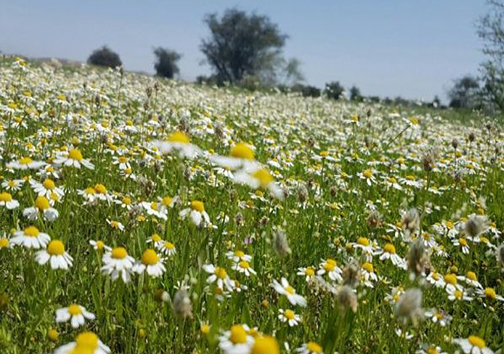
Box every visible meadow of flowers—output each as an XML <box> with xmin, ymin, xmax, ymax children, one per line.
<box><xmin>0</xmin><ymin>57</ymin><xmax>503</xmax><ymax>353</ymax></box>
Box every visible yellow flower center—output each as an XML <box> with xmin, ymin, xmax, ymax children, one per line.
<box><xmin>201</xmin><ymin>324</ymin><xmax>210</xmax><ymax>335</ymax></box>
<box><xmin>252</xmin><ymin>168</ymin><xmax>274</xmax><ymax>186</ymax></box>
<box><xmin>229</xmin><ymin>325</ymin><xmax>247</xmax><ymax>344</ymax></box>
<box><xmin>111</xmin><ymin>247</ymin><xmax>127</xmax><ymax>259</ymax></box>
<box><xmin>454</xmin><ymin>290</ymin><xmax>463</xmax><ymax>299</ymax></box>
<box><xmin>357</xmin><ymin>237</ymin><xmax>369</xmax><ymax>246</ymax></box>
<box><xmin>141</xmin><ymin>249</ymin><xmax>160</xmax><ymax>266</ymax></box>
<box><xmin>19</xmin><ymin>157</ymin><xmax>33</xmax><ymax>165</ymax></box>
<box><xmin>122</xmin><ymin>197</ymin><xmax>132</xmax><ymax>205</ymax></box>
<box><xmin>126</xmin><ymin>119</ymin><xmax>133</xmax><ymax>126</ymax></box>
<box><xmin>151</xmin><ymin>234</ymin><xmax>162</xmax><ymax>242</ymax></box>
<box><xmin>94</xmin><ymin>184</ymin><xmax>107</xmax><ymax>194</ymax></box>
<box><xmin>444</xmin><ymin>274</ymin><xmax>457</xmax><ymax>285</ymax></box>
<box><xmin>432</xmin><ymin>272</ymin><xmax>440</xmax><ymax>281</ymax></box>
<box><xmin>484</xmin><ymin>287</ymin><xmax>496</xmax><ymax>299</ymax></box>
<box><xmin>35</xmin><ymin>196</ymin><xmax>50</xmax><ymax>210</ymax></box>
<box><xmin>305</xmin><ymin>267</ymin><xmax>315</xmax><ymax>276</ymax></box>
<box><xmin>164</xmin><ymin>242</ymin><xmax>175</xmax><ymax>250</ymax></box>
<box><xmin>426</xmin><ymin>348</ymin><xmax>438</xmax><ymax>354</ymax></box>
<box><xmin>0</xmin><ymin>238</ymin><xmax>9</xmax><ymax>248</ymax></box>
<box><xmin>68</xmin><ymin>149</ymin><xmax>83</xmax><ymax>161</ymax></box>
<box><xmin>284</xmin><ymin>309</ymin><xmax>295</xmax><ymax>320</ymax></box>
<box><xmin>118</xmin><ymin>156</ymin><xmax>128</xmax><ymax>163</ymax></box>
<box><xmin>68</xmin><ymin>304</ymin><xmax>82</xmax><ymax>315</ymax></box>
<box><xmin>285</xmin><ymin>285</ymin><xmax>295</xmax><ymax>294</ymax></box>
<box><xmin>251</xmin><ymin>336</ymin><xmax>280</xmax><ymax>354</ymax></box>
<box><xmin>363</xmin><ymin>262</ymin><xmax>374</xmax><ymax>273</ymax></box>
<box><xmin>0</xmin><ymin>192</ymin><xmax>13</xmax><ymax>202</ymax></box>
<box><xmin>150</xmin><ymin>201</ymin><xmax>159</xmax><ymax>211</ymax></box>
<box><xmin>95</xmin><ymin>241</ymin><xmax>105</xmax><ymax>250</ymax></box>
<box><xmin>168</xmin><ymin>131</ymin><xmax>189</xmax><ymax>144</ymax></box>
<box><xmin>75</xmin><ymin>332</ymin><xmax>99</xmax><ymax>350</ymax></box>
<box><xmin>459</xmin><ymin>238</ymin><xmax>468</xmax><ymax>247</ymax></box>
<box><xmin>363</xmin><ymin>170</ymin><xmax>373</xmax><ymax>179</ymax></box>
<box><xmin>234</xmin><ymin>250</ymin><xmax>245</xmax><ymax>258</ymax></box>
<box><xmin>43</xmin><ymin>179</ymin><xmax>56</xmax><ymax>190</ymax></box>
<box><xmin>388</xmin><ymin>177</ymin><xmax>398</xmax><ymax>184</ymax></box>
<box><xmin>466</xmin><ymin>271</ymin><xmax>477</xmax><ymax>281</ymax></box>
<box><xmin>230</xmin><ymin>142</ymin><xmax>254</xmax><ymax>160</ymax></box>
<box><xmin>7</xmin><ymin>181</ymin><xmax>17</xmax><ymax>187</ymax></box>
<box><xmin>468</xmin><ymin>335</ymin><xmax>486</xmax><ymax>349</ymax></box>
<box><xmin>324</xmin><ymin>259</ymin><xmax>337</xmax><ymax>272</ymax></box>
<box><xmin>307</xmin><ymin>342</ymin><xmax>323</xmax><ymax>353</ymax></box>
<box><xmin>384</xmin><ymin>243</ymin><xmax>396</xmax><ymax>254</ymax></box>
<box><xmin>47</xmin><ymin>240</ymin><xmax>65</xmax><ymax>255</ymax></box>
<box><xmin>162</xmin><ymin>196</ymin><xmax>172</xmax><ymax>206</ymax></box>
<box><xmin>24</xmin><ymin>226</ymin><xmax>40</xmax><ymax>237</ymax></box>
<box><xmin>238</xmin><ymin>261</ymin><xmax>250</xmax><ymax>269</ymax></box>
<box><xmin>85</xmin><ymin>187</ymin><xmax>96</xmax><ymax>195</ymax></box>
<box><xmin>101</xmin><ymin>120</ymin><xmax>109</xmax><ymax>128</ymax></box>
<box><xmin>191</xmin><ymin>200</ymin><xmax>205</xmax><ymax>212</ymax></box>
<box><xmin>215</xmin><ymin>267</ymin><xmax>227</xmax><ymax>279</ymax></box>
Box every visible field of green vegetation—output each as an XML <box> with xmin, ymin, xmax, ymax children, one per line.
<box><xmin>0</xmin><ymin>57</ymin><xmax>503</xmax><ymax>353</ymax></box>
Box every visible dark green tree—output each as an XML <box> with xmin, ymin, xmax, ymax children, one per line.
<box><xmin>153</xmin><ymin>47</ymin><xmax>181</xmax><ymax>79</ymax></box>
<box><xmin>200</xmin><ymin>9</ymin><xmax>288</xmax><ymax>84</ymax></box>
<box><xmin>349</xmin><ymin>86</ymin><xmax>362</xmax><ymax>101</ymax></box>
<box><xmin>448</xmin><ymin>76</ymin><xmax>480</xmax><ymax>108</ymax></box>
<box><xmin>324</xmin><ymin>81</ymin><xmax>345</xmax><ymax>100</ymax></box>
<box><xmin>87</xmin><ymin>46</ymin><xmax>122</xmax><ymax>68</ymax></box>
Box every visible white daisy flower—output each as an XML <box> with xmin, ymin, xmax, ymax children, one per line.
<box><xmin>11</xmin><ymin>226</ymin><xmax>50</xmax><ymax>249</ymax></box>
<box><xmin>0</xmin><ymin>191</ymin><xmax>20</xmax><ymax>209</ymax></box>
<box><xmin>55</xmin><ymin>304</ymin><xmax>95</xmax><ymax>328</ymax></box>
<box><xmin>35</xmin><ymin>240</ymin><xmax>73</xmax><ymax>270</ymax></box>
<box><xmin>54</xmin><ymin>148</ymin><xmax>94</xmax><ymax>169</ymax></box>
<box><xmin>271</xmin><ymin>278</ymin><xmax>307</xmax><ymax>307</ymax></box>
<box><xmin>23</xmin><ymin>195</ymin><xmax>59</xmax><ymax>221</ymax></box>
<box><xmin>454</xmin><ymin>335</ymin><xmax>494</xmax><ymax>354</ymax></box>
<box><xmin>101</xmin><ymin>247</ymin><xmax>135</xmax><ymax>283</ymax></box>
<box><xmin>179</xmin><ymin>200</ymin><xmax>210</xmax><ymax>227</ymax></box>
<box><xmin>132</xmin><ymin>249</ymin><xmax>166</xmax><ymax>277</ymax></box>
<box><xmin>54</xmin><ymin>331</ymin><xmax>110</xmax><ymax>354</ymax></box>
<box><xmin>278</xmin><ymin>308</ymin><xmax>301</xmax><ymax>326</ymax></box>
<box><xmin>7</xmin><ymin>156</ymin><xmax>45</xmax><ymax>170</ymax></box>
<box><xmin>153</xmin><ymin>131</ymin><xmax>201</xmax><ymax>159</ymax></box>
<box><xmin>218</xmin><ymin>324</ymin><xmax>254</xmax><ymax>354</ymax></box>
<box><xmin>202</xmin><ymin>264</ymin><xmax>235</xmax><ymax>291</ymax></box>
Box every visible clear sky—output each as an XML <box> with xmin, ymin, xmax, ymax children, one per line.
<box><xmin>0</xmin><ymin>0</ymin><xmax>488</xmax><ymax>101</ymax></box>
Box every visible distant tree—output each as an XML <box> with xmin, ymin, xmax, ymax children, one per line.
<box><xmin>87</xmin><ymin>46</ymin><xmax>122</xmax><ymax>68</ymax></box>
<box><xmin>291</xmin><ymin>84</ymin><xmax>321</xmax><ymax>97</ymax></box>
<box><xmin>478</xmin><ymin>0</ymin><xmax>504</xmax><ymax>111</ymax></box>
<box><xmin>448</xmin><ymin>75</ymin><xmax>480</xmax><ymax>108</ymax></box>
<box><xmin>432</xmin><ymin>95</ymin><xmax>441</xmax><ymax>108</ymax></box>
<box><xmin>153</xmin><ymin>47</ymin><xmax>181</xmax><ymax>79</ymax></box>
<box><xmin>324</xmin><ymin>81</ymin><xmax>345</xmax><ymax>100</ymax></box>
<box><xmin>200</xmin><ymin>9</ymin><xmax>288</xmax><ymax>85</ymax></box>
<box><xmin>349</xmin><ymin>86</ymin><xmax>362</xmax><ymax>101</ymax></box>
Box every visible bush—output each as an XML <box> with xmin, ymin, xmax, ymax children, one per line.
<box><xmin>153</xmin><ymin>47</ymin><xmax>181</xmax><ymax>79</ymax></box>
<box><xmin>87</xmin><ymin>46</ymin><xmax>122</xmax><ymax>68</ymax></box>
<box><xmin>324</xmin><ymin>81</ymin><xmax>345</xmax><ymax>100</ymax></box>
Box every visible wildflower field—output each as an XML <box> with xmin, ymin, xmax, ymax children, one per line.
<box><xmin>1</xmin><ymin>57</ymin><xmax>504</xmax><ymax>354</ymax></box>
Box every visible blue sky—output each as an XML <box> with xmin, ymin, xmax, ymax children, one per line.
<box><xmin>0</xmin><ymin>0</ymin><xmax>487</xmax><ymax>101</ymax></box>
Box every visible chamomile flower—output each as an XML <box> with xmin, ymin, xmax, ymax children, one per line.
<box><xmin>153</xmin><ymin>131</ymin><xmax>201</xmax><ymax>159</ymax></box>
<box><xmin>452</xmin><ymin>237</ymin><xmax>470</xmax><ymax>254</ymax></box>
<box><xmin>147</xmin><ymin>233</ymin><xmax>164</xmax><ymax>248</ymax></box>
<box><xmin>179</xmin><ymin>200</ymin><xmax>210</xmax><ymax>226</ymax></box>
<box><xmin>203</xmin><ymin>264</ymin><xmax>235</xmax><ymax>291</ymax></box>
<box><xmin>0</xmin><ymin>191</ymin><xmax>20</xmax><ymax>209</ymax></box>
<box><xmin>297</xmin><ymin>267</ymin><xmax>316</xmax><ymax>282</ymax></box>
<box><xmin>89</xmin><ymin>240</ymin><xmax>111</xmax><ymax>252</ymax></box>
<box><xmin>447</xmin><ymin>288</ymin><xmax>473</xmax><ymax>302</ymax></box>
<box><xmin>210</xmin><ymin>142</ymin><xmax>260</xmax><ymax>170</ymax></box>
<box><xmin>7</xmin><ymin>156</ymin><xmax>45</xmax><ymax>170</ymax></box>
<box><xmin>226</xmin><ymin>249</ymin><xmax>252</xmax><ymax>263</ymax></box>
<box><xmin>54</xmin><ymin>331</ymin><xmax>110</xmax><ymax>354</ymax></box>
<box><xmin>112</xmin><ymin>155</ymin><xmax>131</xmax><ymax>170</ymax></box>
<box><xmin>278</xmin><ymin>309</ymin><xmax>301</xmax><ymax>327</ymax></box>
<box><xmin>317</xmin><ymin>259</ymin><xmax>343</xmax><ymax>282</ymax></box>
<box><xmin>23</xmin><ymin>195</ymin><xmax>59</xmax><ymax>221</ymax></box>
<box><xmin>361</xmin><ymin>262</ymin><xmax>378</xmax><ymax>287</ymax></box>
<box><xmin>232</xmin><ymin>260</ymin><xmax>256</xmax><ymax>277</ymax></box>
<box><xmin>271</xmin><ymin>278</ymin><xmax>307</xmax><ymax>307</ymax></box>
<box><xmin>454</xmin><ymin>335</ymin><xmax>494</xmax><ymax>354</ymax></box>
<box><xmin>457</xmin><ymin>271</ymin><xmax>483</xmax><ymax>289</ymax></box>
<box><xmin>426</xmin><ymin>272</ymin><xmax>446</xmax><ymax>288</ymax></box>
<box><xmin>140</xmin><ymin>201</ymin><xmax>167</xmax><ymax>220</ymax></box>
<box><xmin>424</xmin><ymin>309</ymin><xmax>452</xmax><ymax>327</ymax></box>
<box><xmin>218</xmin><ymin>324</ymin><xmax>254</xmax><ymax>354</ymax></box>
<box><xmin>358</xmin><ymin>169</ymin><xmax>376</xmax><ymax>186</ymax></box>
<box><xmin>1</xmin><ymin>179</ymin><xmax>24</xmax><ymax>191</ymax></box>
<box><xmin>54</xmin><ymin>148</ymin><xmax>94</xmax><ymax>169</ymax></box>
<box><xmin>0</xmin><ymin>235</ymin><xmax>11</xmax><ymax>250</ymax></box>
<box><xmin>157</xmin><ymin>241</ymin><xmax>177</xmax><ymax>256</ymax></box>
<box><xmin>234</xmin><ymin>167</ymin><xmax>284</xmax><ymax>200</ymax></box>
<box><xmin>55</xmin><ymin>304</ymin><xmax>95</xmax><ymax>328</ymax></box>
<box><xmin>296</xmin><ymin>341</ymin><xmax>324</xmax><ymax>354</ymax></box>
<box><xmin>106</xmin><ymin>219</ymin><xmax>124</xmax><ymax>231</ymax></box>
<box><xmin>35</xmin><ymin>240</ymin><xmax>73</xmax><ymax>270</ymax></box>
<box><xmin>30</xmin><ymin>179</ymin><xmax>65</xmax><ymax>199</ymax></box>
<box><xmin>379</xmin><ymin>243</ymin><xmax>406</xmax><ymax>269</ymax></box>
<box><xmin>132</xmin><ymin>249</ymin><xmax>166</xmax><ymax>277</ymax></box>
<box><xmin>475</xmin><ymin>287</ymin><xmax>504</xmax><ymax>302</ymax></box>
<box><xmin>11</xmin><ymin>226</ymin><xmax>50</xmax><ymax>249</ymax></box>
<box><xmin>101</xmin><ymin>247</ymin><xmax>135</xmax><ymax>283</ymax></box>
